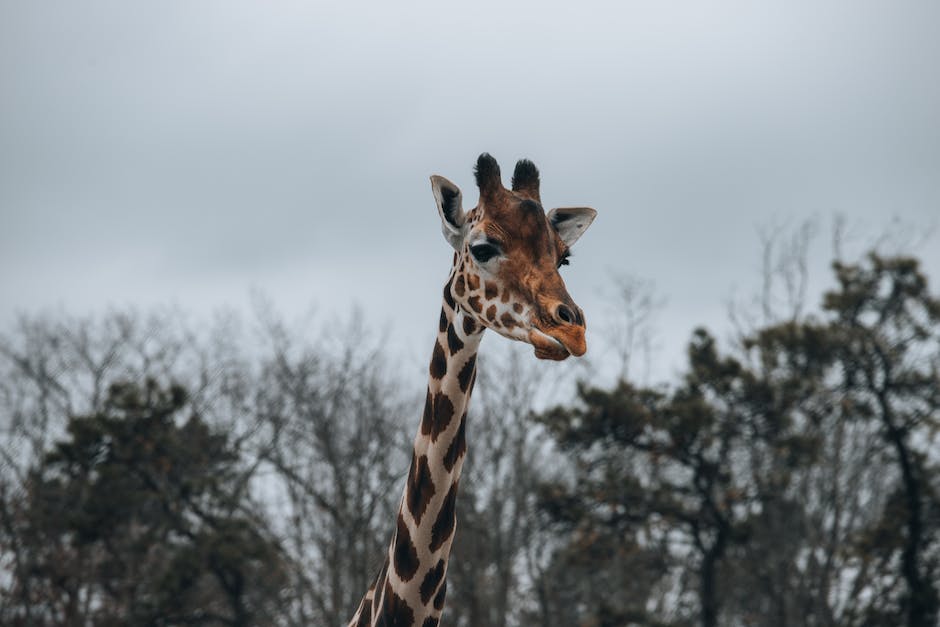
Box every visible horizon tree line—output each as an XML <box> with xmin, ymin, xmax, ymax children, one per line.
<box><xmin>0</xmin><ymin>241</ymin><xmax>937</xmax><ymax>626</ymax></box>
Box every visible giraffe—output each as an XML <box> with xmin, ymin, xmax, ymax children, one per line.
<box><xmin>347</xmin><ymin>153</ymin><xmax>596</xmax><ymax>627</ymax></box>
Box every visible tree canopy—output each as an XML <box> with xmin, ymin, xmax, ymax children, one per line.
<box><xmin>535</xmin><ymin>254</ymin><xmax>940</xmax><ymax>627</ymax></box>
<box><xmin>0</xmin><ymin>252</ymin><xmax>937</xmax><ymax>626</ymax></box>
<box><xmin>1</xmin><ymin>380</ymin><xmax>286</xmax><ymax>626</ymax></box>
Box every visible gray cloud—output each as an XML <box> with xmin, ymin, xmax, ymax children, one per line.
<box><xmin>2</xmin><ymin>0</ymin><xmax>938</xmax><ymax>379</ymax></box>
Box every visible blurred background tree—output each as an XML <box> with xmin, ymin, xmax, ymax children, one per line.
<box><xmin>533</xmin><ymin>253</ymin><xmax>940</xmax><ymax>627</ymax></box>
<box><xmin>1</xmin><ymin>379</ymin><xmax>286</xmax><ymax>626</ymax></box>
<box><xmin>0</xmin><ymin>250</ymin><xmax>937</xmax><ymax>627</ymax></box>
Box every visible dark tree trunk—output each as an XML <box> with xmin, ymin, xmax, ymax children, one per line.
<box><xmin>883</xmin><ymin>412</ymin><xmax>939</xmax><ymax>627</ymax></box>
<box><xmin>698</xmin><ymin>523</ymin><xmax>729</xmax><ymax>627</ymax></box>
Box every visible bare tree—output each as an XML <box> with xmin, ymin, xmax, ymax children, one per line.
<box><xmin>600</xmin><ymin>272</ymin><xmax>664</xmax><ymax>385</ymax></box>
<box><xmin>0</xmin><ymin>306</ymin><xmax>418</xmax><ymax>626</ymax></box>
<box><xmin>240</xmin><ymin>306</ymin><xmax>415</xmax><ymax>626</ymax></box>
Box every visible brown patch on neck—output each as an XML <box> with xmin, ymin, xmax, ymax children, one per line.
<box><xmin>430</xmin><ymin>340</ymin><xmax>447</xmax><ymax>379</ymax></box>
<box><xmin>429</xmin><ymin>481</ymin><xmax>459</xmax><ymax>552</ymax></box>
<box><xmin>446</xmin><ymin>323</ymin><xmax>464</xmax><ymax>353</ymax></box>
<box><xmin>430</xmin><ymin>391</ymin><xmax>455</xmax><ymax>441</ymax></box>
<box><xmin>433</xmin><ymin>580</ymin><xmax>447</xmax><ymax>610</ymax></box>
<box><xmin>443</xmin><ymin>280</ymin><xmax>456</xmax><ymax>309</ymax></box>
<box><xmin>420</xmin><ymin>559</ymin><xmax>447</xmax><ymax>605</ymax></box>
<box><xmin>457</xmin><ymin>355</ymin><xmax>476</xmax><ymax>393</ymax></box>
<box><xmin>420</xmin><ymin>389</ymin><xmax>433</xmax><ymax>435</ymax></box>
<box><xmin>393</xmin><ymin>513</ymin><xmax>420</xmax><ymax>582</ymax></box>
<box><xmin>406</xmin><ymin>454</ymin><xmax>436</xmax><ymax>525</ymax></box>
<box><xmin>382</xmin><ymin>580</ymin><xmax>415</xmax><ymax>625</ymax></box>
<box><xmin>462</xmin><ymin>316</ymin><xmax>477</xmax><ymax>336</ymax></box>
<box><xmin>442</xmin><ymin>412</ymin><xmax>467</xmax><ymax>472</ymax></box>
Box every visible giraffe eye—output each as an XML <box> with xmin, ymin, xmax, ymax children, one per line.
<box><xmin>470</xmin><ymin>242</ymin><xmax>499</xmax><ymax>264</ymax></box>
<box><xmin>558</xmin><ymin>251</ymin><xmax>571</xmax><ymax>268</ymax></box>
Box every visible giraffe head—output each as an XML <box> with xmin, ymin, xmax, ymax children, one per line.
<box><xmin>431</xmin><ymin>153</ymin><xmax>596</xmax><ymax>361</ymax></box>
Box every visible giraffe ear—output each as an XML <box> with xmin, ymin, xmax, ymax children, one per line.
<box><xmin>431</xmin><ymin>175</ymin><xmax>467</xmax><ymax>250</ymax></box>
<box><xmin>547</xmin><ymin>207</ymin><xmax>597</xmax><ymax>247</ymax></box>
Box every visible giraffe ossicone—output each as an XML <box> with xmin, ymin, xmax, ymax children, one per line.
<box><xmin>348</xmin><ymin>153</ymin><xmax>596</xmax><ymax>627</ymax></box>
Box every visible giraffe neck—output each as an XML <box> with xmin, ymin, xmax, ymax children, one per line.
<box><xmin>349</xmin><ymin>278</ymin><xmax>483</xmax><ymax>627</ymax></box>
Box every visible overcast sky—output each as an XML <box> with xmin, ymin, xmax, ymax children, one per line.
<box><xmin>2</xmin><ymin>1</ymin><xmax>938</xmax><ymax>381</ymax></box>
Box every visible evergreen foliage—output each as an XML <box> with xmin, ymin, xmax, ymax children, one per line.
<box><xmin>534</xmin><ymin>254</ymin><xmax>940</xmax><ymax>627</ymax></box>
<box><xmin>1</xmin><ymin>380</ymin><xmax>286</xmax><ymax>626</ymax></box>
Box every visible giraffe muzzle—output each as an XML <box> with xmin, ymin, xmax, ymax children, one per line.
<box><xmin>528</xmin><ymin>326</ymin><xmax>587</xmax><ymax>361</ymax></box>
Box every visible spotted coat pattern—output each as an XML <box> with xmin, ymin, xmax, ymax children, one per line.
<box><xmin>347</xmin><ymin>275</ymin><xmax>480</xmax><ymax>627</ymax></box>
<box><xmin>347</xmin><ymin>154</ymin><xmax>594</xmax><ymax>627</ymax></box>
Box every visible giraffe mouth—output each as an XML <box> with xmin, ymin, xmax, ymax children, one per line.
<box><xmin>528</xmin><ymin>328</ymin><xmax>572</xmax><ymax>361</ymax></box>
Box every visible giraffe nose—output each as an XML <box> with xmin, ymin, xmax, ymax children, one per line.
<box><xmin>553</xmin><ymin>303</ymin><xmax>584</xmax><ymax>327</ymax></box>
